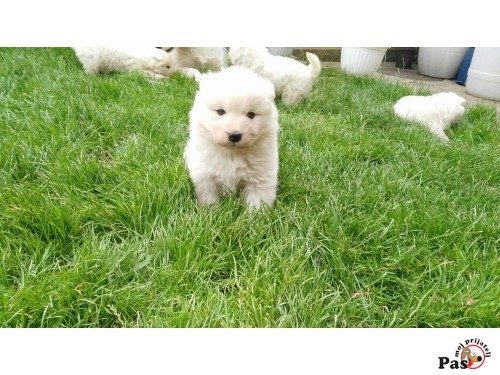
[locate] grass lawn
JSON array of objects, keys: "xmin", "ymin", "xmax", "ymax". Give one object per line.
[{"xmin": 0, "ymin": 47, "xmax": 498, "ymax": 327}]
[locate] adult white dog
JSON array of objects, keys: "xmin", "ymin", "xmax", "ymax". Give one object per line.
[
  {"xmin": 394, "ymin": 92, "xmax": 466, "ymax": 142},
  {"xmin": 184, "ymin": 67, "xmax": 279, "ymax": 209},
  {"xmin": 73, "ymin": 47, "xmax": 176, "ymax": 79},
  {"xmin": 228, "ymin": 47, "xmax": 321, "ymax": 105}
]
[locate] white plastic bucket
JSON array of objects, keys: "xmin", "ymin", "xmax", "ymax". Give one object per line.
[
  {"xmin": 418, "ymin": 47, "xmax": 469, "ymax": 79},
  {"xmin": 341, "ymin": 47, "xmax": 388, "ymax": 75},
  {"xmin": 465, "ymin": 47, "xmax": 500, "ymax": 101}
]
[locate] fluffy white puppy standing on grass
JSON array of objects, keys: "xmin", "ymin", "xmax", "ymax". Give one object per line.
[
  {"xmin": 394, "ymin": 92, "xmax": 466, "ymax": 142},
  {"xmin": 184, "ymin": 67, "xmax": 279, "ymax": 209},
  {"xmin": 228, "ymin": 47, "xmax": 321, "ymax": 105}
]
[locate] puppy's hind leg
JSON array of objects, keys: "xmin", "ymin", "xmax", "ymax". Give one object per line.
[{"xmin": 281, "ymin": 85, "xmax": 308, "ymax": 106}]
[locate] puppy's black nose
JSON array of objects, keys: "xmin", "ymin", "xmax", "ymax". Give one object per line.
[
  {"xmin": 228, "ymin": 133, "xmax": 242, "ymax": 143},
  {"xmin": 477, "ymin": 356, "xmax": 482, "ymax": 361}
]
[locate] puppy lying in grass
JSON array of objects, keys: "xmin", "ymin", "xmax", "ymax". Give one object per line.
[
  {"xmin": 158, "ymin": 47, "xmax": 226, "ymax": 73},
  {"xmin": 73, "ymin": 47, "xmax": 200, "ymax": 79},
  {"xmin": 394, "ymin": 92, "xmax": 466, "ymax": 142},
  {"xmin": 228, "ymin": 47, "xmax": 321, "ymax": 106},
  {"xmin": 184, "ymin": 67, "xmax": 279, "ymax": 209},
  {"xmin": 73, "ymin": 47, "xmax": 174, "ymax": 79}
]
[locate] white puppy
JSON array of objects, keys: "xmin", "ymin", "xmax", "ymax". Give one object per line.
[
  {"xmin": 394, "ymin": 92, "xmax": 466, "ymax": 141},
  {"xmin": 184, "ymin": 67, "xmax": 279, "ymax": 209},
  {"xmin": 228, "ymin": 47, "xmax": 321, "ymax": 105},
  {"xmin": 73, "ymin": 47, "xmax": 175, "ymax": 79},
  {"xmin": 159, "ymin": 47, "xmax": 227, "ymax": 73}
]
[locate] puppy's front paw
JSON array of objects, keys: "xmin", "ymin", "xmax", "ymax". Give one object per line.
[
  {"xmin": 193, "ymin": 70, "xmax": 203, "ymax": 82},
  {"xmin": 194, "ymin": 181, "xmax": 220, "ymax": 207},
  {"xmin": 176, "ymin": 67, "xmax": 202, "ymax": 80},
  {"xmin": 242, "ymin": 185, "xmax": 275, "ymax": 209},
  {"xmin": 142, "ymin": 70, "xmax": 170, "ymax": 80},
  {"xmin": 197, "ymin": 196, "xmax": 219, "ymax": 207}
]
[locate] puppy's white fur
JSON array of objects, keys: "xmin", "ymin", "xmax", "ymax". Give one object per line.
[
  {"xmin": 184, "ymin": 67, "xmax": 279, "ymax": 208},
  {"xmin": 73, "ymin": 47, "xmax": 174, "ymax": 79},
  {"xmin": 160, "ymin": 47, "xmax": 227, "ymax": 73},
  {"xmin": 394, "ymin": 92, "xmax": 466, "ymax": 141},
  {"xmin": 228, "ymin": 47, "xmax": 321, "ymax": 105}
]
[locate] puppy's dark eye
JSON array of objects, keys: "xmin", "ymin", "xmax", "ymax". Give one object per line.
[
  {"xmin": 216, "ymin": 108, "xmax": 226, "ymax": 116},
  {"xmin": 247, "ymin": 111, "xmax": 256, "ymax": 119},
  {"xmin": 166, "ymin": 65, "xmax": 170, "ymax": 69}
]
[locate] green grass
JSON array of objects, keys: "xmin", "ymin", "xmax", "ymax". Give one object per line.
[{"xmin": 0, "ymin": 47, "xmax": 498, "ymax": 327}]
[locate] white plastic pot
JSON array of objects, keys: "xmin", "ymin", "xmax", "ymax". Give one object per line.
[
  {"xmin": 341, "ymin": 47, "xmax": 388, "ymax": 75},
  {"xmin": 267, "ymin": 47, "xmax": 294, "ymax": 57},
  {"xmin": 465, "ymin": 47, "xmax": 500, "ymax": 101},
  {"xmin": 418, "ymin": 47, "xmax": 469, "ymax": 79}
]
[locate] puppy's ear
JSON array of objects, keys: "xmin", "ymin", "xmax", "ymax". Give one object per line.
[{"xmin": 449, "ymin": 92, "xmax": 466, "ymax": 105}]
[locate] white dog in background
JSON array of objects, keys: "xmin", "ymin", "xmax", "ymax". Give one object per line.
[
  {"xmin": 159, "ymin": 47, "xmax": 227, "ymax": 73},
  {"xmin": 394, "ymin": 92, "xmax": 466, "ymax": 142},
  {"xmin": 184, "ymin": 67, "xmax": 279, "ymax": 209},
  {"xmin": 228, "ymin": 47, "xmax": 321, "ymax": 105},
  {"xmin": 73, "ymin": 47, "xmax": 177, "ymax": 79}
]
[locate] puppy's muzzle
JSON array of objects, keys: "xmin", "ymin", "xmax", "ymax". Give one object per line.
[{"xmin": 228, "ymin": 132, "xmax": 242, "ymax": 143}]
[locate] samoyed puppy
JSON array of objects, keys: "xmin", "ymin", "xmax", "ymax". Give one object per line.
[
  {"xmin": 394, "ymin": 92, "xmax": 466, "ymax": 142},
  {"xmin": 184, "ymin": 67, "xmax": 279, "ymax": 209},
  {"xmin": 159, "ymin": 47, "xmax": 227, "ymax": 73},
  {"xmin": 73, "ymin": 47, "xmax": 176, "ymax": 78},
  {"xmin": 228, "ymin": 47, "xmax": 321, "ymax": 105}
]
